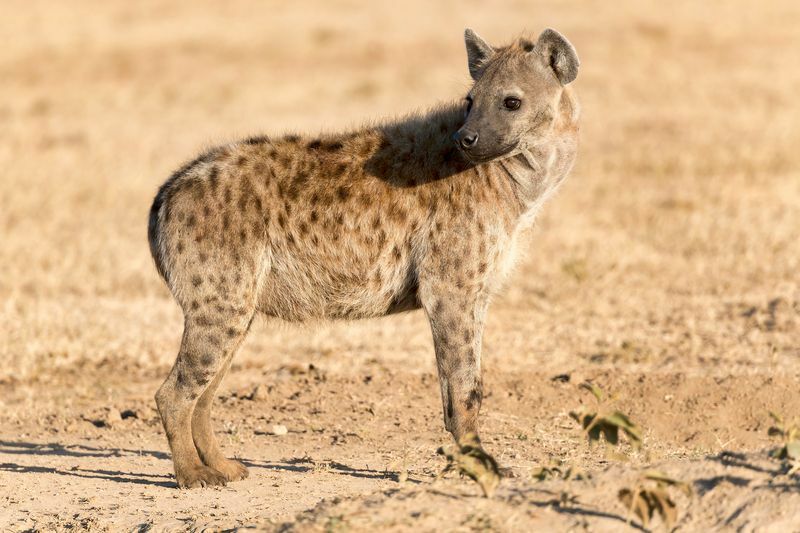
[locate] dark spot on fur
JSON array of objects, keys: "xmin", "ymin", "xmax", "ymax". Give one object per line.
[
  {"xmin": 224, "ymin": 186, "xmax": 233, "ymax": 203},
  {"xmin": 199, "ymin": 252, "xmax": 208, "ymax": 263},
  {"xmin": 307, "ymin": 140, "xmax": 322, "ymax": 149},
  {"xmin": 390, "ymin": 205, "xmax": 407, "ymax": 223},
  {"xmin": 226, "ymin": 327, "xmax": 238, "ymax": 338},
  {"xmin": 277, "ymin": 213, "xmax": 287, "ymax": 229},
  {"xmin": 285, "ymin": 134, "xmax": 300, "ymax": 143},
  {"xmin": 335, "ymin": 163, "xmax": 347, "ymax": 176},
  {"xmin": 236, "ymin": 156, "xmax": 247, "ymax": 167},
  {"xmin": 194, "ymin": 315, "xmax": 215, "ymax": 327},
  {"xmin": 202, "ymin": 205, "xmax": 211, "ymax": 217},
  {"xmin": 336, "ymin": 186, "xmax": 349, "ymax": 201},
  {"xmin": 190, "ymin": 300, "xmax": 200, "ymax": 311},
  {"xmin": 239, "ymin": 229, "xmax": 247, "ymax": 243},
  {"xmin": 200, "ymin": 353, "xmax": 215, "ymax": 367},
  {"xmin": 244, "ymin": 135, "xmax": 269, "ymax": 145},
  {"xmin": 309, "ymin": 210, "xmax": 318, "ymax": 223},
  {"xmin": 208, "ymin": 166, "xmax": 219, "ymax": 191},
  {"xmin": 298, "ymin": 222, "xmax": 308, "ymax": 236},
  {"xmin": 465, "ymin": 388, "xmax": 482, "ymax": 410},
  {"xmin": 446, "ymin": 393, "xmax": 454, "ymax": 419},
  {"xmin": 392, "ymin": 245, "xmax": 401, "ymax": 260},
  {"xmin": 186, "ymin": 214, "xmax": 196, "ymax": 228},
  {"xmin": 176, "ymin": 241, "xmax": 185, "ymax": 254},
  {"xmin": 522, "ymin": 40, "xmax": 534, "ymax": 52},
  {"xmin": 325, "ymin": 141, "xmax": 343, "ymax": 151},
  {"xmin": 191, "ymin": 276, "xmax": 203, "ymax": 287}
]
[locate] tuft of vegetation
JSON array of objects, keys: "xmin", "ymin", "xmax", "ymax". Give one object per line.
[
  {"xmin": 531, "ymin": 462, "xmax": 589, "ymax": 482},
  {"xmin": 569, "ymin": 382, "xmax": 642, "ymax": 450},
  {"xmin": 437, "ymin": 433, "xmax": 501, "ymax": 498},
  {"xmin": 618, "ymin": 471, "xmax": 692, "ymax": 530},
  {"xmin": 767, "ymin": 412, "xmax": 800, "ymax": 475}
]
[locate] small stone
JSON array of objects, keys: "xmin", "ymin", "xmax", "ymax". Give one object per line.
[
  {"xmin": 105, "ymin": 409, "xmax": 123, "ymax": 427},
  {"xmin": 271, "ymin": 424, "xmax": 288, "ymax": 436},
  {"xmin": 249, "ymin": 384, "xmax": 270, "ymax": 402}
]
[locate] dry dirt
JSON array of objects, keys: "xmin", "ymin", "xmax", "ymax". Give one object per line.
[{"xmin": 2, "ymin": 0, "xmax": 800, "ymax": 531}]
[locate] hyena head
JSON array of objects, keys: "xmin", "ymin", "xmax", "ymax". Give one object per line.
[{"xmin": 455, "ymin": 28, "xmax": 579, "ymax": 162}]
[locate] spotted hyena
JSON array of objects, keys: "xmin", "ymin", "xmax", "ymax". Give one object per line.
[{"xmin": 148, "ymin": 28, "xmax": 580, "ymax": 488}]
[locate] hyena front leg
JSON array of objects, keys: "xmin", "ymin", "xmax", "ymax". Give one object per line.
[
  {"xmin": 156, "ymin": 308, "xmax": 254, "ymax": 488},
  {"xmin": 422, "ymin": 288, "xmax": 489, "ymax": 442}
]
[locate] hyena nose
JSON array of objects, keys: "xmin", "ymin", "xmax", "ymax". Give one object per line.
[{"xmin": 456, "ymin": 129, "xmax": 479, "ymax": 149}]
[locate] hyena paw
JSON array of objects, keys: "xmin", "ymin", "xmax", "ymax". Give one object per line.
[
  {"xmin": 175, "ymin": 465, "xmax": 228, "ymax": 489},
  {"xmin": 211, "ymin": 458, "xmax": 250, "ymax": 482}
]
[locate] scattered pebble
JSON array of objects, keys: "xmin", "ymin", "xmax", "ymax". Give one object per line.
[
  {"xmin": 104, "ymin": 409, "xmax": 123, "ymax": 427},
  {"xmin": 271, "ymin": 424, "xmax": 288, "ymax": 436},
  {"xmin": 249, "ymin": 384, "xmax": 270, "ymax": 402}
]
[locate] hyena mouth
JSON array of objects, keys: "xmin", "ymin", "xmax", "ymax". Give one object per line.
[{"xmin": 460, "ymin": 141, "xmax": 519, "ymax": 164}]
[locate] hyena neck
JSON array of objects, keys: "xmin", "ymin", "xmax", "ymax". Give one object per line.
[
  {"xmin": 491, "ymin": 135, "xmax": 576, "ymax": 214},
  {"xmin": 372, "ymin": 102, "xmax": 471, "ymax": 184}
]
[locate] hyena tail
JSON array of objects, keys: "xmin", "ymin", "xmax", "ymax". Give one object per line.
[{"xmin": 148, "ymin": 182, "xmax": 171, "ymax": 284}]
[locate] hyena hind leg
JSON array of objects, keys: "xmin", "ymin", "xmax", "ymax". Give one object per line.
[
  {"xmin": 155, "ymin": 311, "xmax": 253, "ymax": 488},
  {"xmin": 191, "ymin": 337, "xmax": 249, "ymax": 482}
]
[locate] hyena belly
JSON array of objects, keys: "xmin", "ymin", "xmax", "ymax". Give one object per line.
[{"xmin": 259, "ymin": 156, "xmax": 432, "ymax": 320}]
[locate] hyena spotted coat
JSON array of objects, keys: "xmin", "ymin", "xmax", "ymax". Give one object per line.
[{"xmin": 149, "ymin": 28, "xmax": 580, "ymax": 488}]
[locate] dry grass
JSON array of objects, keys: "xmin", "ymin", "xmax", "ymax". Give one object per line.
[
  {"xmin": 2, "ymin": 0, "xmax": 797, "ymax": 382},
  {"xmin": 1, "ymin": 0, "xmax": 799, "ymax": 529}
]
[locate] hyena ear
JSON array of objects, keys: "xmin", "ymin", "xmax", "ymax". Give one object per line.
[
  {"xmin": 534, "ymin": 28, "xmax": 579, "ymax": 85},
  {"xmin": 464, "ymin": 29, "xmax": 495, "ymax": 80}
]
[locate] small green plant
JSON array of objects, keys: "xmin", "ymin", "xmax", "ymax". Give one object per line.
[
  {"xmin": 437, "ymin": 433, "xmax": 501, "ymax": 497},
  {"xmin": 531, "ymin": 461, "xmax": 588, "ymax": 482},
  {"xmin": 618, "ymin": 471, "xmax": 692, "ymax": 530},
  {"xmin": 569, "ymin": 382, "xmax": 642, "ymax": 450},
  {"xmin": 767, "ymin": 411, "xmax": 800, "ymax": 475}
]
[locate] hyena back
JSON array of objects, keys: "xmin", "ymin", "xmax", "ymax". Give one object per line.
[{"xmin": 149, "ymin": 28, "xmax": 579, "ymax": 488}]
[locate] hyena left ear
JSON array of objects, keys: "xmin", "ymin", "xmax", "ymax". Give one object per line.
[
  {"xmin": 464, "ymin": 29, "xmax": 495, "ymax": 80},
  {"xmin": 534, "ymin": 28, "xmax": 579, "ymax": 85}
]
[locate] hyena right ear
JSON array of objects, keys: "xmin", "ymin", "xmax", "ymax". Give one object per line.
[{"xmin": 464, "ymin": 29, "xmax": 495, "ymax": 80}]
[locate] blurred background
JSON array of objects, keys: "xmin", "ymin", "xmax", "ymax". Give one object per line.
[
  {"xmin": 1, "ymin": 0, "xmax": 797, "ymax": 382},
  {"xmin": 1, "ymin": 0, "xmax": 799, "ymax": 529}
]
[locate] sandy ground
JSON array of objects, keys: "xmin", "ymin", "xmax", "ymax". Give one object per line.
[{"xmin": 1, "ymin": 0, "xmax": 799, "ymax": 531}]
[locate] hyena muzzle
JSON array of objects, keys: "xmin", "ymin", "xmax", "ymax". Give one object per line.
[{"xmin": 148, "ymin": 28, "xmax": 580, "ymax": 488}]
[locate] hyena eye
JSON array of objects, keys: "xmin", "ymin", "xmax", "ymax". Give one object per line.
[
  {"xmin": 465, "ymin": 96, "xmax": 473, "ymax": 114},
  {"xmin": 503, "ymin": 97, "xmax": 521, "ymax": 110}
]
